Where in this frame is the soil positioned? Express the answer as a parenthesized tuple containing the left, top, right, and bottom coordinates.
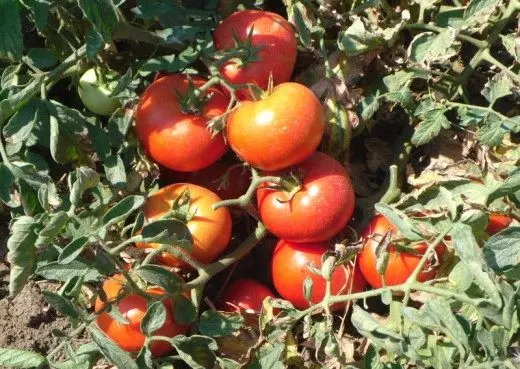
(0, 219, 87, 369)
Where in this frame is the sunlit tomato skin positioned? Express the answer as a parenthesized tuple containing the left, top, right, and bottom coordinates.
(257, 152, 355, 242)
(161, 159, 251, 200)
(227, 83, 324, 171)
(135, 74, 228, 172)
(486, 213, 512, 235)
(95, 274, 189, 357)
(213, 10, 297, 98)
(271, 240, 366, 310)
(358, 215, 446, 289)
(217, 278, 275, 313)
(136, 183, 232, 268)
(78, 68, 120, 116)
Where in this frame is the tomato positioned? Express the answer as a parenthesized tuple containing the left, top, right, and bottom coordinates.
(135, 74, 228, 172)
(136, 183, 232, 267)
(271, 240, 366, 310)
(217, 278, 275, 313)
(357, 215, 446, 289)
(227, 83, 324, 171)
(95, 274, 189, 357)
(213, 10, 297, 98)
(486, 213, 512, 235)
(161, 158, 250, 200)
(257, 152, 355, 242)
(78, 68, 120, 116)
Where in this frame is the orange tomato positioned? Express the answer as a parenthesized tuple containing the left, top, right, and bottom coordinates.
(136, 183, 232, 268)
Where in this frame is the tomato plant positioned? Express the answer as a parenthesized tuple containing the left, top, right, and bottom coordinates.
(95, 274, 189, 357)
(135, 74, 228, 172)
(136, 183, 232, 267)
(271, 240, 366, 309)
(257, 151, 355, 242)
(217, 278, 274, 312)
(213, 10, 297, 98)
(227, 82, 324, 170)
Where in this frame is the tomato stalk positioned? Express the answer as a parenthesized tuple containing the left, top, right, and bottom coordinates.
(212, 168, 282, 210)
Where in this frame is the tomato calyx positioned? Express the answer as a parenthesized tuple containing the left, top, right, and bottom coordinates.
(160, 188, 197, 224)
(215, 27, 264, 69)
(175, 76, 213, 115)
(272, 169, 305, 203)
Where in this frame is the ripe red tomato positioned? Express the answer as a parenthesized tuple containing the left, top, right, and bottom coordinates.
(217, 278, 275, 313)
(213, 10, 297, 98)
(257, 152, 355, 242)
(227, 82, 324, 171)
(95, 274, 189, 357)
(486, 213, 512, 235)
(136, 183, 232, 268)
(161, 158, 251, 200)
(271, 240, 366, 310)
(135, 74, 228, 172)
(357, 215, 446, 289)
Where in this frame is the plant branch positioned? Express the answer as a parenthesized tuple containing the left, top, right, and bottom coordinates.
(404, 23, 487, 49)
(184, 222, 267, 290)
(481, 49, 520, 85)
(213, 169, 281, 210)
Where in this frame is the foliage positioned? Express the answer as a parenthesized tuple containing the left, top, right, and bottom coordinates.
(0, 0, 520, 368)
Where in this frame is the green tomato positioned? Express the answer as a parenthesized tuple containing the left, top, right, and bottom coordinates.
(78, 68, 120, 116)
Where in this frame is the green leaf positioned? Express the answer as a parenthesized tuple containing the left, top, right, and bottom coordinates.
(426, 299, 469, 351)
(199, 310, 244, 337)
(102, 195, 145, 228)
(140, 219, 193, 248)
(26, 48, 57, 69)
(7, 216, 39, 297)
(50, 115, 77, 164)
(303, 276, 313, 304)
(337, 17, 385, 56)
(487, 169, 520, 204)
(0, 348, 47, 368)
(407, 30, 459, 64)
(1, 63, 20, 88)
(0, 76, 44, 125)
(500, 33, 520, 62)
(86, 28, 104, 59)
(174, 295, 197, 324)
(141, 301, 167, 336)
(136, 265, 183, 295)
(77, 0, 119, 43)
(483, 227, 520, 279)
(42, 290, 79, 319)
(70, 166, 101, 206)
(374, 203, 423, 241)
(110, 68, 133, 97)
(477, 117, 508, 146)
(482, 72, 514, 105)
(292, 3, 312, 47)
(104, 155, 127, 189)
(35, 211, 69, 247)
(58, 236, 90, 264)
(3, 99, 42, 154)
(107, 108, 132, 148)
(463, 0, 500, 27)
(244, 341, 285, 369)
(171, 335, 218, 369)
(0, 163, 15, 204)
(36, 260, 103, 282)
(412, 109, 450, 146)
(20, 0, 50, 32)
(141, 46, 199, 72)
(0, 0, 23, 61)
(401, 306, 438, 330)
(89, 326, 139, 369)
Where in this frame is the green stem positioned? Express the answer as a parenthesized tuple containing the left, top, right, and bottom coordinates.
(213, 169, 281, 210)
(109, 236, 141, 255)
(404, 23, 487, 49)
(481, 49, 520, 85)
(402, 225, 452, 306)
(444, 101, 511, 121)
(184, 222, 267, 290)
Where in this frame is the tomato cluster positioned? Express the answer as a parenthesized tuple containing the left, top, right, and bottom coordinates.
(92, 9, 515, 358)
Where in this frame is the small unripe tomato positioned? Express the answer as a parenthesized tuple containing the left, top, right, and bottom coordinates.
(95, 274, 189, 357)
(217, 278, 275, 313)
(486, 213, 512, 235)
(78, 68, 120, 116)
(271, 240, 366, 310)
(358, 215, 446, 289)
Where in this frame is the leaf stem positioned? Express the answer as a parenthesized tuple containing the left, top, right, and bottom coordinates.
(481, 49, 520, 85)
(404, 23, 487, 49)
